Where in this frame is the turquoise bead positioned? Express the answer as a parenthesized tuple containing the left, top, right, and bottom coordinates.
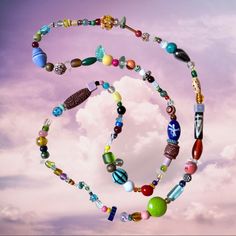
(52, 106, 63, 117)
(95, 45, 105, 62)
(40, 25, 51, 35)
(32, 47, 47, 68)
(166, 43, 177, 54)
(81, 57, 97, 66)
(167, 184, 184, 201)
(102, 82, 110, 89)
(112, 168, 128, 185)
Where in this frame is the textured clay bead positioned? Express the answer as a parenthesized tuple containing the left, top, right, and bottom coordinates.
(192, 139, 203, 160)
(54, 63, 67, 75)
(71, 58, 82, 67)
(32, 47, 47, 68)
(36, 137, 48, 146)
(45, 63, 54, 72)
(174, 48, 191, 62)
(112, 168, 128, 185)
(131, 212, 142, 222)
(184, 161, 198, 175)
(81, 57, 97, 66)
(141, 185, 154, 196)
(164, 143, 180, 160)
(123, 180, 134, 192)
(102, 55, 113, 66)
(147, 197, 167, 217)
(103, 152, 116, 164)
(64, 88, 91, 110)
(126, 60, 136, 70)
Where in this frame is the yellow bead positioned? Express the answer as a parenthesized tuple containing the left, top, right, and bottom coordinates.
(107, 207, 111, 213)
(157, 173, 164, 179)
(63, 19, 71, 27)
(54, 168, 63, 176)
(100, 15, 114, 30)
(104, 145, 110, 152)
(112, 91, 122, 102)
(36, 137, 48, 146)
(102, 55, 113, 66)
(150, 184, 155, 188)
(196, 93, 204, 104)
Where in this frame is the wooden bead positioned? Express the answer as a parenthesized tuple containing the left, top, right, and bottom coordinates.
(70, 58, 82, 67)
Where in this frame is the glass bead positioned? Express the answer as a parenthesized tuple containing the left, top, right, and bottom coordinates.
(32, 47, 47, 68)
(116, 116, 123, 122)
(108, 206, 117, 221)
(131, 212, 142, 222)
(40, 145, 48, 152)
(147, 197, 167, 217)
(103, 152, 116, 164)
(45, 160, 55, 169)
(77, 181, 84, 189)
(187, 61, 195, 70)
(112, 168, 128, 185)
(104, 145, 110, 152)
(126, 60, 136, 70)
(81, 57, 97, 66)
(32, 41, 39, 48)
(183, 173, 192, 182)
(141, 185, 154, 196)
(36, 137, 48, 146)
(85, 186, 90, 191)
(70, 58, 82, 67)
(166, 43, 177, 53)
(60, 173, 67, 181)
(41, 151, 50, 159)
(134, 65, 141, 72)
(114, 126, 122, 134)
(119, 56, 126, 69)
(90, 194, 98, 202)
(167, 184, 184, 201)
(102, 55, 113, 66)
(194, 103, 205, 113)
(174, 48, 191, 62)
(95, 45, 105, 62)
(112, 59, 119, 66)
(108, 86, 115, 94)
(192, 139, 203, 160)
(191, 70, 198, 77)
(95, 200, 103, 209)
(54, 63, 67, 75)
(139, 69, 145, 77)
(119, 16, 126, 28)
(82, 19, 89, 25)
(33, 32, 42, 42)
(160, 40, 168, 49)
(141, 210, 150, 220)
(152, 180, 158, 186)
(40, 25, 51, 35)
(107, 163, 116, 172)
(120, 212, 129, 222)
(102, 82, 110, 89)
(167, 120, 181, 141)
(160, 165, 168, 172)
(55, 20, 63, 27)
(39, 130, 48, 137)
(117, 106, 126, 115)
(179, 180, 186, 187)
(52, 106, 63, 117)
(102, 206, 107, 212)
(135, 30, 142, 37)
(115, 121, 123, 127)
(184, 161, 198, 174)
(54, 168, 63, 176)
(115, 158, 124, 166)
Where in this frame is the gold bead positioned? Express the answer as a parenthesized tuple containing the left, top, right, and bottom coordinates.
(63, 19, 71, 27)
(100, 15, 115, 30)
(131, 212, 142, 222)
(150, 184, 155, 189)
(196, 93, 204, 104)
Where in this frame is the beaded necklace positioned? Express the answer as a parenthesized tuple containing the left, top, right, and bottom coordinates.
(33, 15, 204, 222)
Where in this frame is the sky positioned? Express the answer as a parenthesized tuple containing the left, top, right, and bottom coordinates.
(0, 0, 236, 235)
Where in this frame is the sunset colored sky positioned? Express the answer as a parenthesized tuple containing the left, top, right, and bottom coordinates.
(0, 0, 236, 235)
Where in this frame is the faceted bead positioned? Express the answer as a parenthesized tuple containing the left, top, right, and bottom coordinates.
(147, 197, 167, 217)
(134, 65, 141, 72)
(167, 185, 184, 201)
(90, 194, 98, 202)
(81, 57, 97, 66)
(166, 42, 177, 53)
(40, 25, 51, 35)
(119, 56, 126, 69)
(95, 18, 101, 25)
(102, 152, 116, 164)
(135, 30, 142, 37)
(41, 151, 50, 159)
(60, 173, 67, 180)
(120, 212, 129, 222)
(126, 60, 136, 70)
(36, 137, 48, 146)
(191, 70, 198, 77)
(40, 145, 48, 152)
(112, 91, 122, 102)
(117, 106, 126, 115)
(54, 168, 63, 176)
(160, 40, 168, 49)
(141, 185, 154, 196)
(39, 130, 48, 137)
(119, 16, 126, 29)
(32, 47, 47, 68)
(114, 126, 122, 134)
(192, 139, 203, 160)
(45, 63, 54, 72)
(167, 120, 181, 141)
(174, 49, 190, 62)
(102, 82, 110, 89)
(141, 210, 150, 220)
(70, 58, 82, 67)
(102, 55, 113, 66)
(82, 19, 89, 25)
(32, 41, 39, 48)
(107, 163, 116, 172)
(184, 161, 198, 175)
(123, 180, 134, 192)
(108, 86, 115, 94)
(112, 168, 128, 185)
(52, 106, 63, 117)
(54, 63, 67, 75)
(95, 45, 105, 62)
(45, 160, 55, 169)
(131, 212, 142, 222)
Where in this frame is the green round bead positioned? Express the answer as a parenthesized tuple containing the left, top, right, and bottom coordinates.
(41, 151, 50, 159)
(103, 152, 116, 164)
(42, 125, 49, 131)
(147, 197, 167, 217)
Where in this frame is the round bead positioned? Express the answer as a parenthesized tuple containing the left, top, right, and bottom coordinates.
(52, 106, 63, 117)
(123, 180, 134, 192)
(39, 130, 48, 137)
(40, 145, 48, 152)
(120, 212, 129, 222)
(112, 168, 128, 185)
(126, 60, 136, 70)
(102, 55, 113, 66)
(152, 180, 158, 186)
(147, 75, 155, 83)
(147, 197, 167, 217)
(166, 105, 176, 115)
(141, 210, 150, 220)
(141, 185, 154, 196)
(184, 161, 198, 175)
(70, 58, 82, 67)
(135, 30, 142, 37)
(179, 180, 186, 187)
(102, 206, 108, 212)
(60, 173, 67, 180)
(95, 18, 101, 25)
(166, 42, 177, 53)
(45, 63, 54, 72)
(102, 82, 110, 89)
(115, 121, 123, 127)
(115, 158, 124, 166)
(41, 151, 50, 159)
(117, 106, 126, 115)
(112, 59, 119, 67)
(107, 163, 116, 172)
(114, 126, 122, 134)
(103, 152, 116, 164)
(33, 32, 42, 42)
(36, 137, 48, 146)
(32, 41, 39, 48)
(131, 212, 142, 222)
(42, 125, 49, 132)
(54, 63, 67, 75)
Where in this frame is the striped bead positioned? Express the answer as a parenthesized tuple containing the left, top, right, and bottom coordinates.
(112, 168, 128, 185)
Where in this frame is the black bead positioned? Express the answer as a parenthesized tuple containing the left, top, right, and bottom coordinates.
(179, 180, 186, 187)
(112, 133, 118, 139)
(117, 106, 126, 115)
(147, 75, 155, 83)
(183, 173, 192, 182)
(95, 81, 100, 86)
(40, 145, 48, 152)
(174, 49, 191, 62)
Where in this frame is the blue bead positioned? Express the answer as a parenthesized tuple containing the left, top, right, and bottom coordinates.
(115, 121, 123, 127)
(89, 194, 98, 202)
(108, 206, 117, 221)
(167, 120, 181, 141)
(95, 45, 105, 62)
(179, 180, 186, 187)
(102, 82, 110, 89)
(52, 106, 63, 117)
(40, 25, 51, 35)
(112, 168, 128, 185)
(116, 116, 123, 123)
(167, 184, 184, 201)
(32, 47, 47, 68)
(166, 43, 177, 54)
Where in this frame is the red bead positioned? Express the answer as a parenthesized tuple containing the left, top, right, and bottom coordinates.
(135, 30, 142, 37)
(141, 185, 153, 196)
(165, 95, 170, 100)
(32, 41, 39, 48)
(192, 139, 203, 160)
(114, 126, 122, 134)
(95, 18, 101, 25)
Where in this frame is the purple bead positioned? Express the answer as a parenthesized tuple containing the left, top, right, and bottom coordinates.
(60, 173, 67, 180)
(87, 81, 97, 92)
(152, 180, 158, 186)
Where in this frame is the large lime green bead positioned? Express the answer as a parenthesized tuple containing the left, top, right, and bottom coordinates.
(102, 152, 116, 164)
(147, 197, 167, 217)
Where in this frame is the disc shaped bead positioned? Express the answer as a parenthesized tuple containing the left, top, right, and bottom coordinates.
(112, 168, 128, 185)
(147, 197, 167, 217)
(70, 58, 82, 67)
(81, 57, 97, 66)
(103, 152, 116, 164)
(166, 42, 177, 54)
(167, 120, 181, 141)
(102, 55, 113, 66)
(141, 185, 154, 196)
(36, 137, 48, 146)
(192, 139, 203, 160)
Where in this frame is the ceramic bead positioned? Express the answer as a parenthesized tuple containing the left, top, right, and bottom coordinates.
(184, 161, 198, 174)
(123, 180, 134, 192)
(167, 120, 181, 141)
(32, 47, 47, 68)
(102, 55, 113, 66)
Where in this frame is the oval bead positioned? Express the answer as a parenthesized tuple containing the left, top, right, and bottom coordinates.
(112, 91, 122, 103)
(45, 160, 55, 169)
(81, 57, 97, 66)
(106, 163, 116, 172)
(112, 168, 128, 185)
(192, 139, 203, 160)
(174, 48, 191, 62)
(70, 58, 82, 67)
(167, 120, 181, 141)
(33, 32, 42, 42)
(39, 130, 48, 137)
(54, 168, 63, 176)
(147, 197, 167, 217)
(32, 47, 47, 68)
(40, 25, 51, 35)
(131, 212, 142, 222)
(141, 185, 154, 196)
(184, 161, 198, 175)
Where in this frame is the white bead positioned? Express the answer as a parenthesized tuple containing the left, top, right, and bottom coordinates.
(160, 40, 168, 49)
(123, 180, 134, 192)
(151, 80, 159, 90)
(139, 69, 145, 77)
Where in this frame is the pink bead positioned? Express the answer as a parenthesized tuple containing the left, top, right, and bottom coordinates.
(141, 210, 150, 220)
(101, 206, 107, 212)
(112, 59, 119, 67)
(184, 161, 198, 175)
(39, 130, 48, 137)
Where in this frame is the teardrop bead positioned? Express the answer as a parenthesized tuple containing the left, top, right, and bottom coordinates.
(192, 139, 203, 160)
(174, 49, 191, 62)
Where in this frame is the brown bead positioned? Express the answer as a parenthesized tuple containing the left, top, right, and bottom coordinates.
(164, 143, 180, 160)
(126, 60, 136, 70)
(166, 105, 176, 115)
(192, 139, 203, 160)
(68, 179, 75, 185)
(70, 58, 82, 68)
(54, 168, 63, 176)
(107, 163, 116, 172)
(45, 63, 54, 72)
(131, 212, 142, 222)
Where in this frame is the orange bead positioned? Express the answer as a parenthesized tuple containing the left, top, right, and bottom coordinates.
(192, 139, 203, 160)
(126, 60, 136, 70)
(131, 212, 142, 222)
